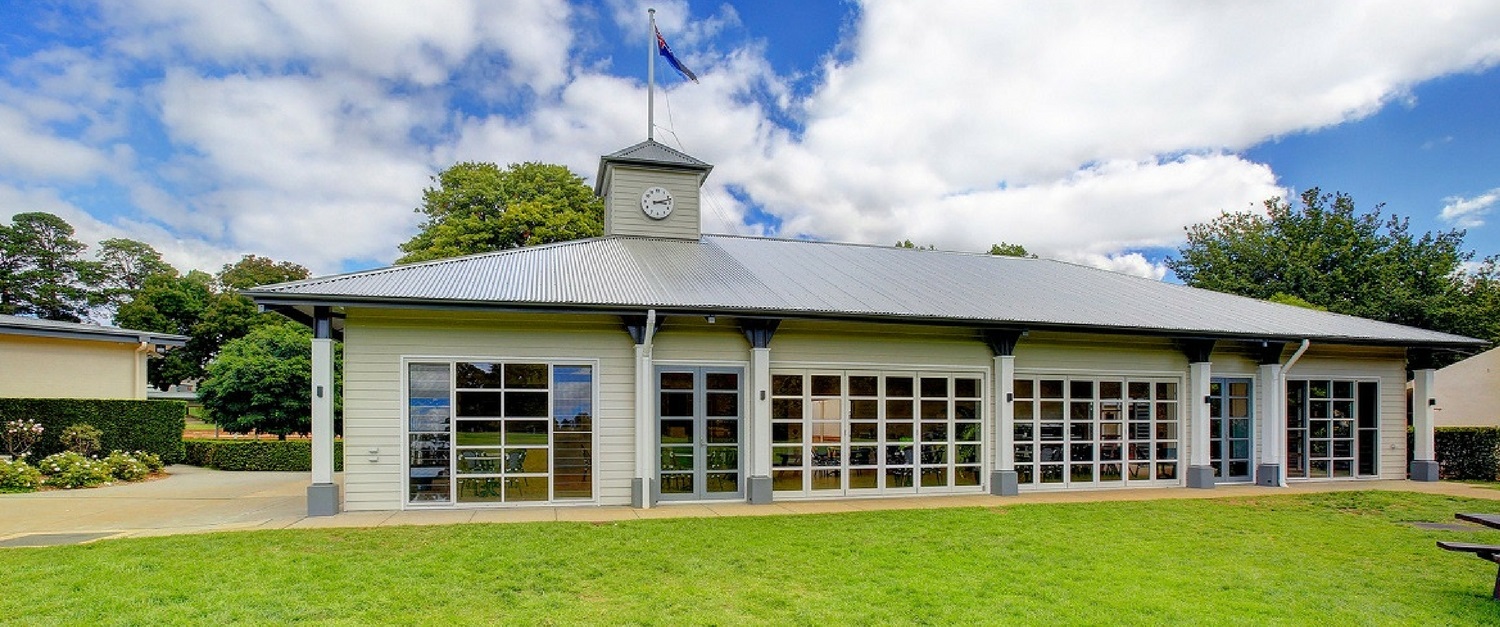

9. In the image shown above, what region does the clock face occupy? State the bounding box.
[640,186,674,220]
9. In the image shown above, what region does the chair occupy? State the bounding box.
[505,450,530,492]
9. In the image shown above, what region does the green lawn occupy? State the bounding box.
[4,491,1500,624]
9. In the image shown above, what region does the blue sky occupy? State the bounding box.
[1,1,1498,281]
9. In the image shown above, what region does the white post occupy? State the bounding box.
[647,8,656,140]
[1411,368,1439,481]
[1256,362,1283,486]
[307,334,338,516]
[632,310,657,508]
[1186,361,1214,489]
[748,346,772,503]
[991,354,1017,495]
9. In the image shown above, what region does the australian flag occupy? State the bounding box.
[655,27,698,83]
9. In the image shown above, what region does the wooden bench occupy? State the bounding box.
[1439,513,1500,600]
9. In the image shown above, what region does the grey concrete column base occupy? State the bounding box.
[1255,463,1281,487]
[748,475,773,504]
[1410,460,1440,482]
[1186,465,1216,489]
[990,470,1019,496]
[631,478,648,508]
[307,483,340,517]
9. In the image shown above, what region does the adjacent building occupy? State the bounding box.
[247,141,1484,515]
[0,314,188,400]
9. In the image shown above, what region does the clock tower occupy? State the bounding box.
[595,139,714,240]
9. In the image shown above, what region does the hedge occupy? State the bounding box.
[183,439,344,472]
[1436,427,1500,481]
[0,398,186,464]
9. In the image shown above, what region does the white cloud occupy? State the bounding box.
[3,0,1500,281]
[1441,189,1500,228]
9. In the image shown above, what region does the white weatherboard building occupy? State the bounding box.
[247,141,1484,515]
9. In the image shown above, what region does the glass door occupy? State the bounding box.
[1208,378,1253,483]
[657,367,743,500]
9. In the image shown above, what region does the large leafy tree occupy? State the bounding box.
[397,161,605,263]
[115,255,309,391]
[218,254,309,290]
[89,238,177,310]
[0,212,95,321]
[989,242,1037,258]
[198,324,341,440]
[1167,188,1471,333]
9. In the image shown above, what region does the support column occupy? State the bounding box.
[1411,367,1439,482]
[624,313,660,508]
[307,306,339,516]
[741,319,780,504]
[1256,362,1284,487]
[1183,339,1216,489]
[982,329,1024,496]
[1254,341,1286,487]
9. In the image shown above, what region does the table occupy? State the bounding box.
[1438,512,1500,599]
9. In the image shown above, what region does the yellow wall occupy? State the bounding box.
[0,334,146,399]
[1433,347,1500,427]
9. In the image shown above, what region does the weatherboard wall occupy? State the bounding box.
[603,167,703,239]
[338,309,1413,510]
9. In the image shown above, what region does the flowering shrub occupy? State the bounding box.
[3,418,44,460]
[0,458,42,492]
[103,451,153,481]
[38,451,113,489]
[133,450,165,473]
[61,424,104,457]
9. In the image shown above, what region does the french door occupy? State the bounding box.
[656,367,743,500]
[1285,379,1379,479]
[769,370,985,497]
[1208,377,1253,483]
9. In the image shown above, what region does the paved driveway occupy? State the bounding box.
[0,465,312,543]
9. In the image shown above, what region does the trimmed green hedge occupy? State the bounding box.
[183,439,344,472]
[0,398,186,464]
[1436,427,1500,480]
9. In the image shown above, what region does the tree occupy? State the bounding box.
[396,161,605,264]
[894,240,934,250]
[217,254,309,290]
[989,242,1037,258]
[90,238,176,309]
[198,324,341,440]
[1167,188,1470,332]
[114,253,309,391]
[0,212,95,321]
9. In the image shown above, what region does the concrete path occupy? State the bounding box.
[4,467,1500,546]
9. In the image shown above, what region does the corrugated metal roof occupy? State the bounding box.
[603,140,712,169]
[0,314,189,346]
[246,235,1484,348]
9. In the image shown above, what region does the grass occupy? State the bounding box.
[4,491,1500,624]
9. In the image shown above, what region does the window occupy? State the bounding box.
[1286,379,1377,479]
[1013,376,1180,487]
[771,370,984,496]
[405,361,594,505]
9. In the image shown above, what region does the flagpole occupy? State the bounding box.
[647,8,656,140]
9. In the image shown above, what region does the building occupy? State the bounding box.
[247,141,1484,516]
[1432,347,1500,427]
[0,314,188,400]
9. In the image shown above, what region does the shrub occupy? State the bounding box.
[103,451,152,482]
[183,439,344,472]
[0,458,43,492]
[1435,427,1500,480]
[38,451,114,489]
[0,399,185,463]
[61,424,104,457]
[2,418,45,461]
[134,450,165,473]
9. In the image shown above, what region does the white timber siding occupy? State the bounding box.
[342,309,636,510]
[340,309,1414,510]
[604,167,702,239]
